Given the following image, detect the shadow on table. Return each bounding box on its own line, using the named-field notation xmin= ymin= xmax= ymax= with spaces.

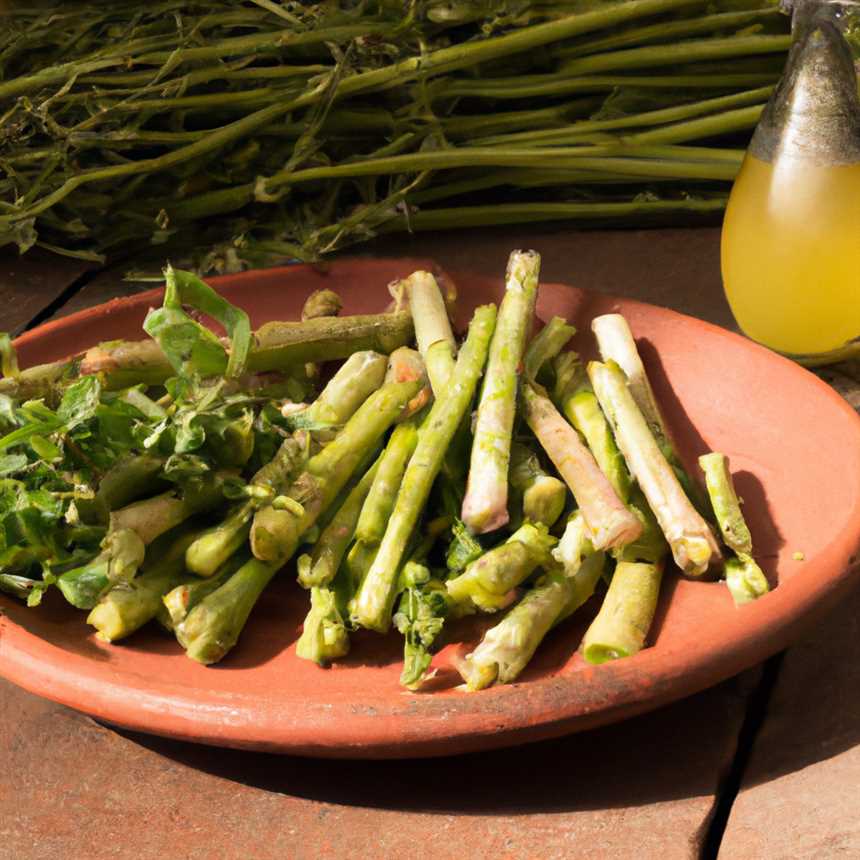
xmin=116 ymin=674 xmax=754 ymax=817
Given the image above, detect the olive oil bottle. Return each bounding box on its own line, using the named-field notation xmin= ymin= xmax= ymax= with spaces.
xmin=721 ymin=2 xmax=860 ymax=361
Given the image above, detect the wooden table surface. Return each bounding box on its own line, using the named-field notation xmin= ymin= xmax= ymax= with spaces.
xmin=1 ymin=227 xmax=858 ymax=860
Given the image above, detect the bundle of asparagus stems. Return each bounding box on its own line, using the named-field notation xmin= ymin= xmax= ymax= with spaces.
xmin=0 ymin=251 xmax=769 ymax=690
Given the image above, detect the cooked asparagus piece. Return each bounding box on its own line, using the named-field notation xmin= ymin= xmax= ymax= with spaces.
xmin=88 ymin=454 xmax=167 ymax=520
xmin=302 ymin=289 xmax=343 ymax=322
xmin=458 ymin=513 xmax=606 ymax=690
xmin=383 ymin=347 xmax=431 ymax=420
xmin=589 ymin=360 xmax=721 ymax=576
xmin=351 ymin=304 xmax=497 ymax=632
xmin=553 ymin=351 xmax=631 ymax=501
xmin=296 ymin=453 xmax=382 ymax=588
xmin=402 ymin=271 xmax=457 ymax=397
xmin=177 ymin=557 xmax=279 ymax=665
xmin=296 ymin=583 xmax=352 ymax=665
xmin=355 ymin=421 xmax=419 ymax=545
xmin=524 ymin=316 xmax=576 ymax=384
xmin=87 ymin=529 xmax=200 ymax=642
xmin=296 ymin=350 xmax=387 ymax=428
xmin=523 ymin=382 xmax=642 ymax=550
xmin=0 ymin=312 xmax=414 ymax=401
xmin=699 ymin=452 xmax=769 ymax=605
xmin=582 ymin=559 xmax=665 ymax=663
xmin=592 ymin=313 xmax=708 ymax=511
xmin=446 ymin=522 xmax=557 ymax=612
xmin=462 ymin=250 xmax=540 ymax=534
xmin=251 ymin=378 xmax=422 ymax=565
xmin=185 ymin=436 xmax=306 ymax=577
xmin=509 ymin=440 xmax=567 ymax=528
xmin=162 ymin=554 xmax=246 ymax=628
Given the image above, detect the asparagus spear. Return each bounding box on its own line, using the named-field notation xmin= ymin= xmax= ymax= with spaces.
xmin=523 ymin=382 xmax=642 ymax=550
xmin=588 ymin=359 xmax=721 ymax=576
xmin=250 ymin=378 xmax=422 ymax=565
xmin=162 ymin=554 xmax=246 ymax=628
xmin=177 ymin=557 xmax=279 ymax=665
xmin=383 ymin=347 xmax=431 ymax=420
xmin=0 ymin=312 xmax=414 ymax=401
xmin=591 ymin=313 xmax=708 ymax=512
xmin=185 ymin=435 xmax=306 ymax=577
xmin=462 ymin=250 xmax=540 ymax=534
xmin=523 ymin=316 xmax=576 ymax=384
xmin=446 ymin=522 xmax=557 ymax=612
xmin=458 ymin=513 xmax=606 ymax=689
xmin=508 ymin=440 xmax=567 ymax=528
xmin=553 ymin=351 xmax=631 ymax=501
xmin=294 ymin=350 xmax=387 ymax=428
xmin=351 ymin=303 xmax=497 ymax=632
xmin=296 ymin=583 xmax=351 ymax=665
xmin=355 ymin=421 xmax=419 ymax=545
xmin=400 ymin=270 xmax=457 ymax=397
xmin=87 ymin=529 xmax=200 ymax=642
xmin=296 ymin=453 xmax=381 ymax=588
xmin=699 ymin=452 xmax=769 ymax=605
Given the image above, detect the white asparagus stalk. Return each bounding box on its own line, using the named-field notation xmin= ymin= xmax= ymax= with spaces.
xmin=588 ymin=360 xmax=721 ymax=576
xmin=462 ymin=249 xmax=540 ymax=533
xmin=523 ymin=382 xmax=642 ymax=551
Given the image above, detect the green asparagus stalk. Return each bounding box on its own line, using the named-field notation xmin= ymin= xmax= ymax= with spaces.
xmin=588 ymin=360 xmax=721 ymax=576
xmin=185 ymin=435 xmax=306 ymax=577
xmin=523 ymin=316 xmax=576 ymax=384
xmin=177 ymin=557 xmax=278 ymax=664
xmin=553 ymin=351 xmax=631 ymax=501
xmin=462 ymin=250 xmax=540 ymax=533
xmin=581 ymin=559 xmax=665 ymax=663
xmin=458 ymin=513 xmax=606 ymax=689
xmin=446 ymin=523 xmax=557 ymax=612
xmin=523 ymin=382 xmax=642 ymax=550
xmin=296 ymin=453 xmax=381 ymax=588
xmin=699 ymin=452 xmax=769 ymax=605
xmin=162 ymin=554 xmax=246 ymax=628
xmin=401 ymin=271 xmax=457 ymax=397
xmin=250 ymin=378 xmax=422 ymax=565
xmin=89 ymin=453 xmax=167 ymax=519
xmin=508 ymin=440 xmax=567 ymax=529
xmin=351 ymin=303 xmax=497 ymax=632
xmin=87 ymin=529 xmax=199 ymax=642
xmin=355 ymin=421 xmax=420 ymax=546
xmin=591 ymin=313 xmax=709 ymax=513
xmin=296 ymin=350 xmax=387 ymax=428
xmin=383 ymin=347 xmax=432 ymax=420
xmin=296 ymin=583 xmax=351 ymax=666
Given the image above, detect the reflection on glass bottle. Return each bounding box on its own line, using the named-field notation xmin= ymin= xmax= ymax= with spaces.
xmin=721 ymin=1 xmax=860 ymax=361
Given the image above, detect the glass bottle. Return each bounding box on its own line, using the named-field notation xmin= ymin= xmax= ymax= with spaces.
xmin=721 ymin=0 xmax=860 ymax=362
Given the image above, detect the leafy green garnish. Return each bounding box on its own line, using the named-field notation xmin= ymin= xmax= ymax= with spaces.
xmin=143 ymin=265 xmax=251 ymax=380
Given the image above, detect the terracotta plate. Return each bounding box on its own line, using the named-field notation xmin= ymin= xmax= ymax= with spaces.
xmin=1 ymin=258 xmax=859 ymax=758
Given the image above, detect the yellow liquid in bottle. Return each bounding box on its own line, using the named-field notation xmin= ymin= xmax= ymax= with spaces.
xmin=721 ymin=153 xmax=860 ymax=355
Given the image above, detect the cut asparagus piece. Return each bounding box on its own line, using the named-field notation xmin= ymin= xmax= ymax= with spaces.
xmin=88 ymin=454 xmax=166 ymax=520
xmin=301 ymin=289 xmax=342 ymax=322
xmin=523 ymin=382 xmax=642 ymax=550
xmin=509 ymin=440 xmax=567 ymax=529
xmin=177 ymin=557 xmax=278 ymax=665
xmin=523 ymin=316 xmax=576 ymax=384
xmin=588 ymin=360 xmax=721 ymax=576
xmin=185 ymin=436 xmax=306 ymax=577
xmin=351 ymin=304 xmax=497 ymax=632
xmin=699 ymin=452 xmax=769 ymax=605
xmin=582 ymin=560 xmax=665 ymax=663
xmin=384 ymin=347 xmax=431 ymax=420
xmin=592 ymin=313 xmax=709 ymax=512
xmin=296 ymin=453 xmax=381 ymax=588
xmin=250 ymin=378 xmax=422 ymax=565
xmin=296 ymin=585 xmax=351 ymax=665
xmin=162 ymin=554 xmax=247 ymax=628
xmin=355 ymin=421 xmax=419 ymax=545
xmin=297 ymin=350 xmax=387 ymax=428
xmin=446 ymin=522 xmax=557 ymax=612
xmin=401 ymin=271 xmax=457 ymax=397
xmin=87 ymin=530 xmax=200 ymax=642
xmin=553 ymin=351 xmax=631 ymax=501
xmin=462 ymin=250 xmax=540 ymax=534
